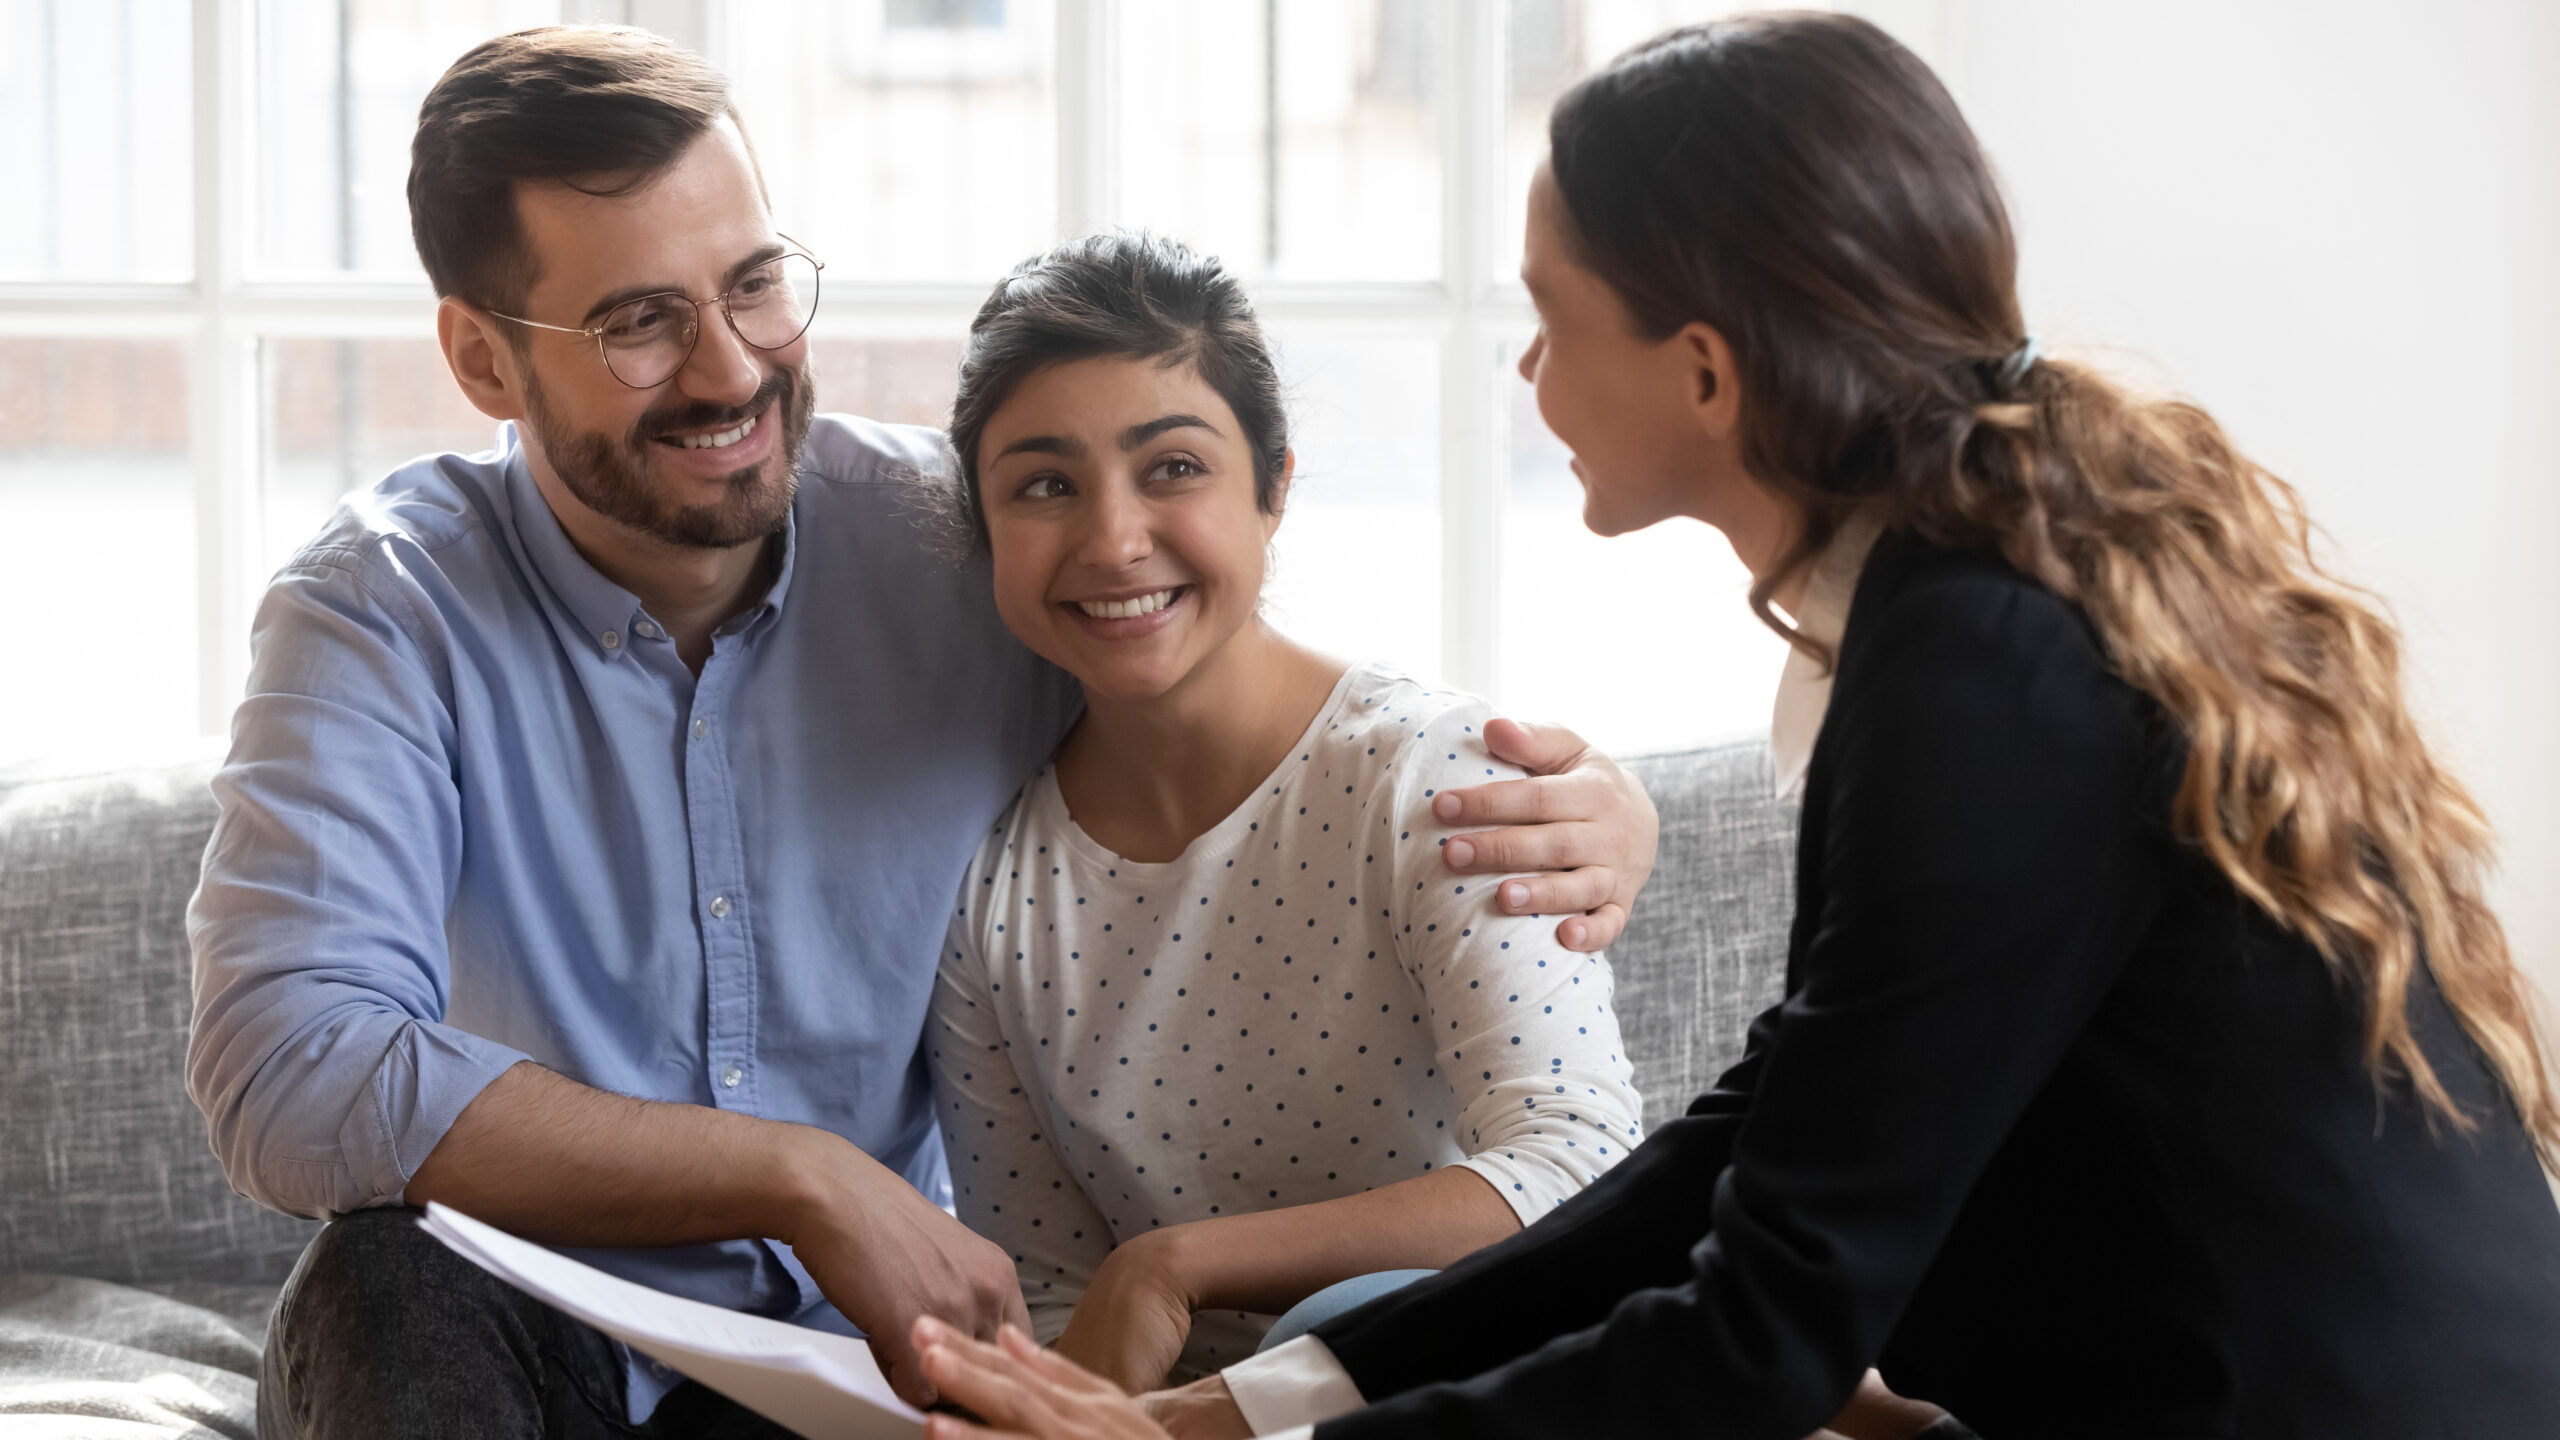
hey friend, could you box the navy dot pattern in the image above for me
[927,663,1644,1380]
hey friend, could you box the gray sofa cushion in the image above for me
[1614,740,1795,1125]
[0,1275,265,1438]
[0,760,317,1289]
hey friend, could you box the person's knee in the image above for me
[276,1206,517,1341]
[264,1206,551,1438]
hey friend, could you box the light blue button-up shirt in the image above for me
[186,415,1078,1419]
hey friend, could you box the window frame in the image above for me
[0,0,1956,739]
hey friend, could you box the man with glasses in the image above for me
[187,25,1656,1440]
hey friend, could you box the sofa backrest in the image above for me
[1615,741,1796,1125]
[0,740,1794,1287]
[0,759,318,1286]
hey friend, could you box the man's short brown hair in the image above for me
[408,26,754,316]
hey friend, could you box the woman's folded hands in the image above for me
[1045,1229,1200,1396]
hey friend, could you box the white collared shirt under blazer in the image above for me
[928,662,1644,1380]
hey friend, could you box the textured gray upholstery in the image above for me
[1615,740,1796,1127]
[0,737,1796,1432]
[0,760,319,1289]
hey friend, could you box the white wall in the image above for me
[1954,0,2560,1010]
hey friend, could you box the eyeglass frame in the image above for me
[481,238,826,390]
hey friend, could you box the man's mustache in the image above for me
[636,369,796,444]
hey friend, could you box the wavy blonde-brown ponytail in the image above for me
[1551,11,2555,1162]
[1954,358,2553,1158]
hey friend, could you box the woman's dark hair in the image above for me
[943,232,1289,551]
[1549,12,2556,1161]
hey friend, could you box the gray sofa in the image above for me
[0,739,1794,1437]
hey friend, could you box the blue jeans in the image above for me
[1257,1269,1437,1354]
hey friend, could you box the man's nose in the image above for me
[675,304,768,406]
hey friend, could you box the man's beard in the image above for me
[521,359,816,550]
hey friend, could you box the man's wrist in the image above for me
[757,1121,854,1247]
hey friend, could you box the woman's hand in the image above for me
[1140,1375,1256,1440]
[1433,718,1659,953]
[916,1317,1174,1440]
[1048,1233,1198,1395]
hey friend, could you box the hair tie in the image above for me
[1991,334,2042,396]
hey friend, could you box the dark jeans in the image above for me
[259,1206,796,1440]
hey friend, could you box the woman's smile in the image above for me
[1062,584,1194,637]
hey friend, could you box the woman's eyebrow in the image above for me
[1119,414,1221,450]
[994,433,1087,462]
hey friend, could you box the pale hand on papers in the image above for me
[915,1317,1180,1440]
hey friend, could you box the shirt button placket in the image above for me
[685,677,751,1111]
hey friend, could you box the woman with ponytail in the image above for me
[908,13,2560,1439]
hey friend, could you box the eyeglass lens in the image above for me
[598,252,822,388]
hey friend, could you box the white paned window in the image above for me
[1,0,1952,770]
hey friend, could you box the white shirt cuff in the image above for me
[1222,1334,1366,1436]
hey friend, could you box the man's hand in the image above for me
[1049,1233,1197,1395]
[407,1063,1027,1409]
[778,1137,1031,1408]
[1436,718,1659,952]
[917,1318,1173,1440]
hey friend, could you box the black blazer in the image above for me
[1310,533,2560,1439]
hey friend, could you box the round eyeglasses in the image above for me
[486,245,824,389]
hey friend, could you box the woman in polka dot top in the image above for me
[922,233,1645,1394]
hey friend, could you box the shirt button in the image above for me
[599,629,621,650]
[721,1065,743,1089]
[690,718,709,740]
[709,894,731,918]
[635,620,662,640]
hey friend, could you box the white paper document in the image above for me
[418,1202,924,1439]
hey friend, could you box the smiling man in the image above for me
[185,26,1657,1440]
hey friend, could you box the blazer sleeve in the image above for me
[1314,573,2165,1440]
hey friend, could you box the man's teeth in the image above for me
[1076,588,1179,620]
[674,415,757,450]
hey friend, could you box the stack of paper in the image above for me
[419,1203,924,1439]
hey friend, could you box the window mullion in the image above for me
[1437,0,1501,697]
[1056,0,1119,240]
[192,0,254,738]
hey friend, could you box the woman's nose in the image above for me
[1517,330,1546,383]
[1076,483,1152,567]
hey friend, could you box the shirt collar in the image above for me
[1771,506,1886,804]
[500,430,800,660]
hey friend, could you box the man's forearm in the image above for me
[404,1060,845,1250]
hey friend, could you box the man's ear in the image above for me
[438,296,529,424]
[1672,320,1744,442]
[1261,447,1298,540]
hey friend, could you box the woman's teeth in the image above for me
[674,415,757,450]
[1077,588,1179,620]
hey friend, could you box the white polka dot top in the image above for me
[928,662,1644,1380]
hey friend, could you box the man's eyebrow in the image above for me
[1120,414,1221,450]
[577,240,791,327]
[994,433,1088,462]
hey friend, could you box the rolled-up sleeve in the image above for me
[185,552,531,1220]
